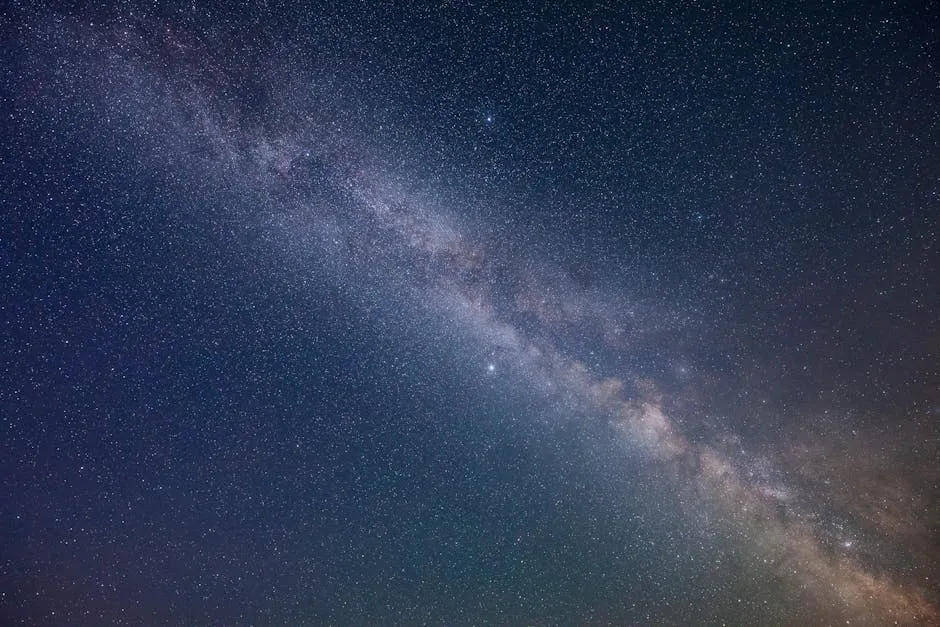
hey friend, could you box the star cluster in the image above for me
[1,2,937,624]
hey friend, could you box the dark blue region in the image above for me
[0,130,747,624]
[2,1,937,624]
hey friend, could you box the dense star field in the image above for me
[1,2,938,624]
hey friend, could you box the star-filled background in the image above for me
[1,1,938,624]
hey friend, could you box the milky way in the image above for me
[3,6,937,625]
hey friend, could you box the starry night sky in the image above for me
[1,2,938,624]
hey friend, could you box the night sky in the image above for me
[2,2,938,624]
